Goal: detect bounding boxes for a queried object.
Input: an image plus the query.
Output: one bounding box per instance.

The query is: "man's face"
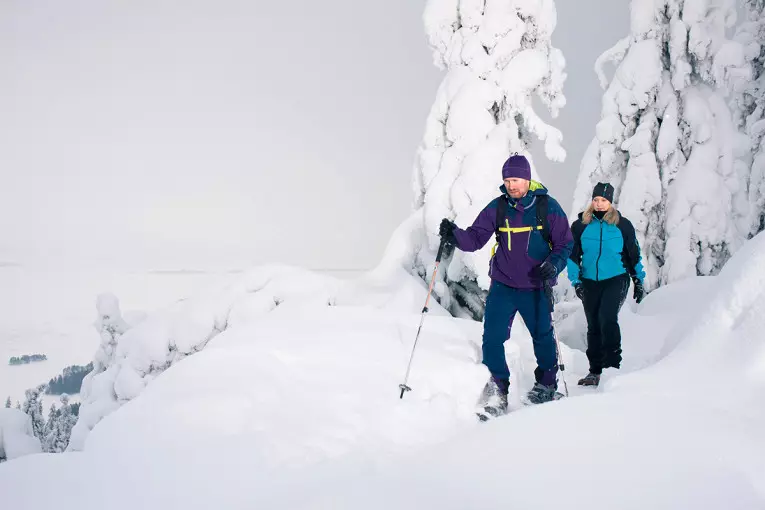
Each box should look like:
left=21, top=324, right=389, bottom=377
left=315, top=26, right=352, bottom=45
left=504, top=178, right=530, bottom=199
left=592, top=197, right=611, bottom=211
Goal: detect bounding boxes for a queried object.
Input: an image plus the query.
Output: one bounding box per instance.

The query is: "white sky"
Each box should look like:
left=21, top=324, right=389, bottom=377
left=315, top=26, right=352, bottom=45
left=0, top=0, right=629, bottom=271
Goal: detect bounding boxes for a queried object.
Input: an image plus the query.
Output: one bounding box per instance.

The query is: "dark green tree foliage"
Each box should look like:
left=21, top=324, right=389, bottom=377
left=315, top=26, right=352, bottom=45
left=8, top=354, right=48, bottom=365
left=46, top=363, right=94, bottom=395
left=43, top=403, right=59, bottom=451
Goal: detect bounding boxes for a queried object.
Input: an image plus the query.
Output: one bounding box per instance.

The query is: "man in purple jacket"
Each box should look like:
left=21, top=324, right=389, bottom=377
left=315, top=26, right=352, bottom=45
left=439, top=154, right=574, bottom=417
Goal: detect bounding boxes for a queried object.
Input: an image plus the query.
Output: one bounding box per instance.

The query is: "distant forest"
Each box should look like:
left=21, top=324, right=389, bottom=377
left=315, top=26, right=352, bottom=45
left=46, top=363, right=94, bottom=395
left=8, top=354, right=47, bottom=365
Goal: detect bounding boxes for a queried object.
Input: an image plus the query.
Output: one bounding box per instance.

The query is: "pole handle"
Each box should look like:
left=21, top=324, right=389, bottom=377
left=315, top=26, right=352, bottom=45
left=435, top=236, right=449, bottom=263
left=543, top=280, right=554, bottom=311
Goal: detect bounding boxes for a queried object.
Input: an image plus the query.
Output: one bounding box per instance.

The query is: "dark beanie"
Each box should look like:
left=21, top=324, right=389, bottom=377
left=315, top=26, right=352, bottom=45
left=592, top=182, right=615, bottom=203
left=502, top=154, right=531, bottom=181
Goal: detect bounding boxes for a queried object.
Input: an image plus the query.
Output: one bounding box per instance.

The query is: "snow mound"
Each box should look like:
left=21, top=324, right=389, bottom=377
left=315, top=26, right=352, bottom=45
left=0, top=408, right=41, bottom=462
left=70, top=262, right=463, bottom=451
left=611, top=230, right=765, bottom=407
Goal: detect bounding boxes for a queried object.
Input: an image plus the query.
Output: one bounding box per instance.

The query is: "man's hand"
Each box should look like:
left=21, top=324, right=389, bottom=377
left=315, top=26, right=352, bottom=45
left=633, top=278, right=645, bottom=304
left=574, top=284, right=585, bottom=300
left=439, top=219, right=456, bottom=243
left=535, top=261, right=557, bottom=280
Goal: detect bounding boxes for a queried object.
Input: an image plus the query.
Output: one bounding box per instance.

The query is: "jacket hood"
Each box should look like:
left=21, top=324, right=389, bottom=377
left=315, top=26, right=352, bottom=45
left=581, top=205, right=620, bottom=225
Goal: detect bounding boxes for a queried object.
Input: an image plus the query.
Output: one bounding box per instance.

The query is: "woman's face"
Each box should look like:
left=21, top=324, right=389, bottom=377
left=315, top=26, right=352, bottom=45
left=592, top=197, right=611, bottom=212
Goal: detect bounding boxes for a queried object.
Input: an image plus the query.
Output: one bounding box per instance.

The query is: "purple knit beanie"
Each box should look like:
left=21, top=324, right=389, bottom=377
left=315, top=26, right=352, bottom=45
left=502, top=154, right=531, bottom=181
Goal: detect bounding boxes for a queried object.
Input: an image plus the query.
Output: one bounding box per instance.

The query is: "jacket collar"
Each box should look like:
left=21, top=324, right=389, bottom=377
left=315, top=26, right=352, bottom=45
left=499, top=180, right=548, bottom=208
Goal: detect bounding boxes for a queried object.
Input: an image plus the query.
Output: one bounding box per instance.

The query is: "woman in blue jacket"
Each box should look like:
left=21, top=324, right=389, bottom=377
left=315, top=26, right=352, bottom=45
left=567, top=183, right=646, bottom=387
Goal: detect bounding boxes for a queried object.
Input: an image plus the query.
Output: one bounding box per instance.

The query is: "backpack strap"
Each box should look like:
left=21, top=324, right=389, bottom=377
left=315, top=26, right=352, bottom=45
left=493, top=194, right=550, bottom=257
left=535, top=194, right=550, bottom=246
left=570, top=217, right=586, bottom=261
left=495, top=195, right=508, bottom=246
left=491, top=195, right=508, bottom=258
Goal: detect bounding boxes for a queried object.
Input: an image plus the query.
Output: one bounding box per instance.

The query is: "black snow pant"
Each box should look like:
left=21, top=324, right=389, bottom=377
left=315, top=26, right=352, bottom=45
left=581, top=274, right=630, bottom=374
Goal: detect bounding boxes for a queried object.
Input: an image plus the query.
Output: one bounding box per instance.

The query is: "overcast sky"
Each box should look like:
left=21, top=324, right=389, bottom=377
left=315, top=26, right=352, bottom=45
left=0, top=0, right=629, bottom=271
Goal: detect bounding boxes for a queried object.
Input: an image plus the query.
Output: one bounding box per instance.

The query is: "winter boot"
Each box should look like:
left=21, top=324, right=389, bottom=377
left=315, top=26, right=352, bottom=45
left=525, top=382, right=562, bottom=405
left=577, top=372, right=600, bottom=387
left=476, top=376, right=509, bottom=421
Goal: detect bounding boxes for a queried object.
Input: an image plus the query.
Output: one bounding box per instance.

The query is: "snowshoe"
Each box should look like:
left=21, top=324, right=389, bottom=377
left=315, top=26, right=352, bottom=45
left=577, top=372, right=600, bottom=387
left=475, top=377, right=509, bottom=422
left=476, top=394, right=508, bottom=421
left=523, top=383, right=564, bottom=405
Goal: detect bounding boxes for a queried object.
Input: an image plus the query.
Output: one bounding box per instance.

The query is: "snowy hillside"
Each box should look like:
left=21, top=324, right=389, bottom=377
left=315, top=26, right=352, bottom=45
left=2, top=231, right=764, bottom=509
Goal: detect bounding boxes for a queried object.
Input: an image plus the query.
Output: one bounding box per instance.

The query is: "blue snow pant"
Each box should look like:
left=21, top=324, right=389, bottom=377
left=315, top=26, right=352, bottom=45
left=482, top=279, right=558, bottom=388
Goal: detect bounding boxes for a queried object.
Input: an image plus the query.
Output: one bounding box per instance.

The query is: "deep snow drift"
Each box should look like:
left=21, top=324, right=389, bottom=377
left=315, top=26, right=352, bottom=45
left=1, top=230, right=764, bottom=508
left=0, top=409, right=41, bottom=462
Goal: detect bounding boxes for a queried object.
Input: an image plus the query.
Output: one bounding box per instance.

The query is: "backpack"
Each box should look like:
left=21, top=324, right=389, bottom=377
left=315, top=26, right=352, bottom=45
left=492, top=194, right=550, bottom=256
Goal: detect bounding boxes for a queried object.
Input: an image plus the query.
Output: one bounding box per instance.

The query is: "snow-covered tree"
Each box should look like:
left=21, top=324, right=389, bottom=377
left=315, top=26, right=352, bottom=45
left=573, top=0, right=747, bottom=289
left=410, top=0, right=566, bottom=317
left=21, top=386, right=45, bottom=442
left=731, top=0, right=765, bottom=238
left=78, top=293, right=130, bottom=404
left=92, top=293, right=130, bottom=371
left=55, top=395, right=77, bottom=452
left=43, top=402, right=59, bottom=452
left=68, top=292, right=130, bottom=450
left=4, top=396, right=10, bottom=409
left=43, top=395, right=76, bottom=453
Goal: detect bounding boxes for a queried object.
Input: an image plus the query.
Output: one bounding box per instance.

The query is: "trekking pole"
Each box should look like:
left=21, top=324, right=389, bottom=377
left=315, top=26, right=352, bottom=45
left=544, top=281, right=569, bottom=397
left=399, top=236, right=450, bottom=399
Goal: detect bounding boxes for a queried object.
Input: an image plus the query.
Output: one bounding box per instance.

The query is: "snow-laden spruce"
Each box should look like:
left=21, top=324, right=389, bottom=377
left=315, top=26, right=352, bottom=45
left=411, top=0, right=566, bottom=318
left=19, top=386, right=44, bottom=445
left=731, top=0, right=765, bottom=239
left=68, top=293, right=132, bottom=450
left=574, top=0, right=748, bottom=289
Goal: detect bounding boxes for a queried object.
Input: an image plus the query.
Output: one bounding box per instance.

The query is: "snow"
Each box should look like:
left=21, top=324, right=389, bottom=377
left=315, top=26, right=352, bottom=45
left=0, top=409, right=41, bottom=462
left=730, top=0, right=765, bottom=240
left=2, top=230, right=765, bottom=507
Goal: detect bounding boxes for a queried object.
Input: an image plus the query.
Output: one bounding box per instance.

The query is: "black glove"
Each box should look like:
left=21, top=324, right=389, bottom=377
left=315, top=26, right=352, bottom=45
left=574, top=284, right=585, bottom=300
left=633, top=278, right=645, bottom=304
left=439, top=218, right=456, bottom=243
left=535, top=261, right=557, bottom=280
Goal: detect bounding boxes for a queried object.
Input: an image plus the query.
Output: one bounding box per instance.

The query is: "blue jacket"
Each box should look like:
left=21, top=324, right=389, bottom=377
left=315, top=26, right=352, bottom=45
left=567, top=211, right=645, bottom=285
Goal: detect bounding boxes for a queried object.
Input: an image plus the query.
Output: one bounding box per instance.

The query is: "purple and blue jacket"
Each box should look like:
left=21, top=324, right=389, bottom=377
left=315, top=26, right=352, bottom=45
left=452, top=182, right=574, bottom=290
